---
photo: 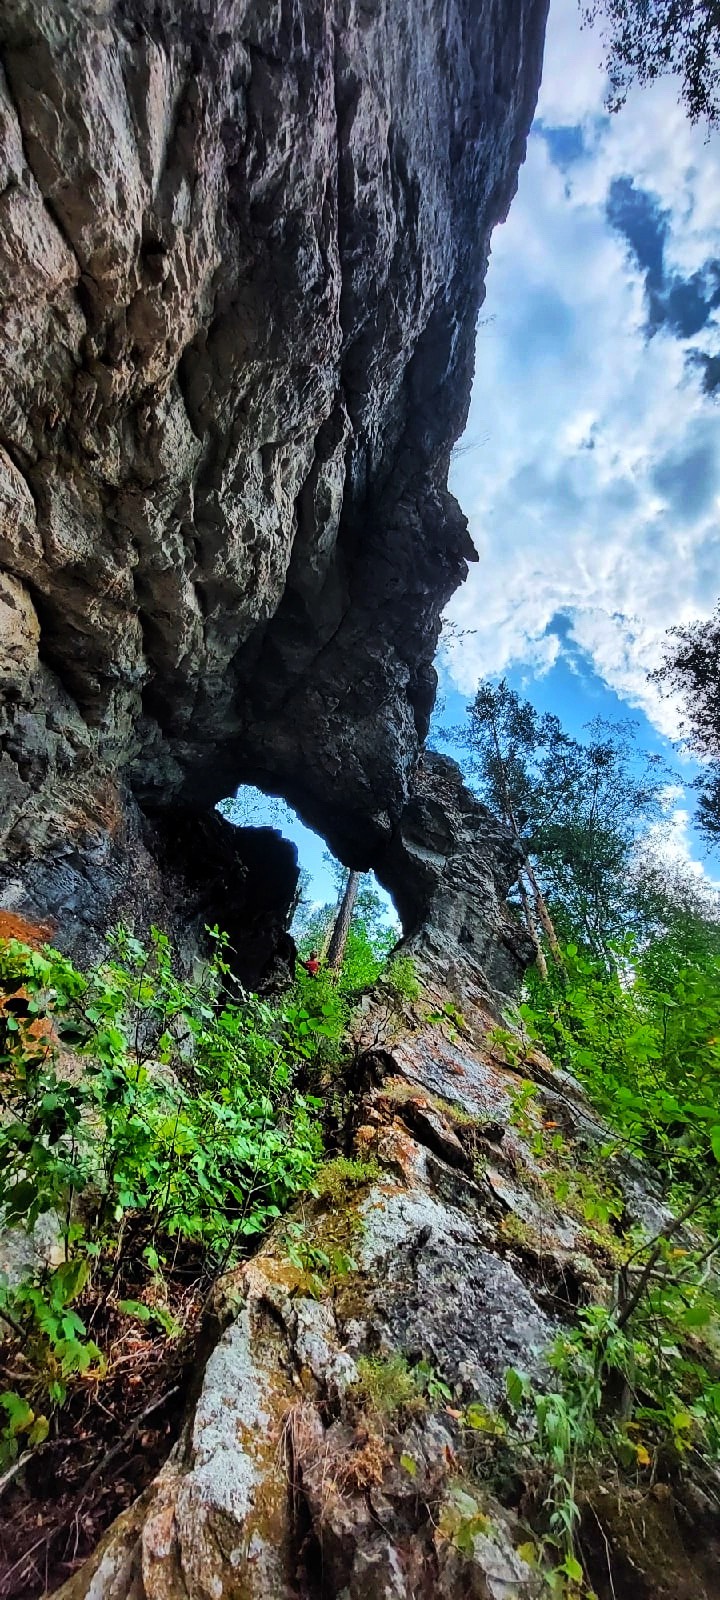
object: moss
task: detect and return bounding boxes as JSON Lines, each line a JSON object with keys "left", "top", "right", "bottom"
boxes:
{"left": 577, "top": 1224, "right": 626, "bottom": 1268}
{"left": 498, "top": 1212, "right": 544, "bottom": 1253}
{"left": 383, "top": 954, "right": 421, "bottom": 1003}
{"left": 352, "top": 1353, "right": 427, "bottom": 1421}
{"left": 542, "top": 1165, "right": 625, "bottom": 1263}
{"left": 437, "top": 1480, "right": 494, "bottom": 1550}
{"left": 471, "top": 1151, "right": 488, "bottom": 1185}
{"left": 313, "top": 1155, "right": 380, "bottom": 1204}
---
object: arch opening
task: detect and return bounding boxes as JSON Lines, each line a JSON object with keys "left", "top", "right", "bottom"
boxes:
{"left": 216, "top": 783, "right": 400, "bottom": 988}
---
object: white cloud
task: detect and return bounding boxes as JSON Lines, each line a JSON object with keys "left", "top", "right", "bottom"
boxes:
{"left": 443, "top": 0, "right": 720, "bottom": 737}
{"left": 640, "top": 799, "right": 720, "bottom": 897}
{"left": 538, "top": 0, "right": 609, "bottom": 125}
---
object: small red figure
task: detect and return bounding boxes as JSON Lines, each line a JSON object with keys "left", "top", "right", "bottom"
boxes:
{"left": 300, "top": 950, "right": 321, "bottom": 977}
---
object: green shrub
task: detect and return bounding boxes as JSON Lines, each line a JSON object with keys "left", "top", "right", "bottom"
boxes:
{"left": 384, "top": 953, "right": 420, "bottom": 1003}
{"left": 0, "top": 925, "right": 325, "bottom": 1465}
{"left": 354, "top": 1353, "right": 425, "bottom": 1419}
{"left": 522, "top": 939, "right": 720, "bottom": 1215}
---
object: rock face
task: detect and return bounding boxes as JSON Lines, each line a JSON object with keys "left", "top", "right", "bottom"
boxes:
{"left": 0, "top": 0, "right": 547, "bottom": 960}
{"left": 53, "top": 1003, "right": 563, "bottom": 1600}
{"left": 56, "top": 994, "right": 707, "bottom": 1600}
{"left": 379, "top": 751, "right": 536, "bottom": 1005}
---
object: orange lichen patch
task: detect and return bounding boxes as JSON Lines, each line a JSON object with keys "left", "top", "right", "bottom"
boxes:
{"left": 368, "top": 1121, "right": 424, "bottom": 1184}
{"left": 0, "top": 913, "right": 58, "bottom": 1057}
{"left": 245, "top": 1253, "right": 308, "bottom": 1298}
{"left": 0, "top": 987, "right": 57, "bottom": 1057}
{"left": 0, "top": 908, "right": 54, "bottom": 948}
{"left": 355, "top": 1122, "right": 381, "bottom": 1161}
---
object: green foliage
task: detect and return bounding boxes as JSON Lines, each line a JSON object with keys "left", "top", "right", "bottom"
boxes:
{"left": 0, "top": 927, "right": 322, "bottom": 1253}
{"left": 438, "top": 1483, "right": 493, "bottom": 1554}
{"left": 340, "top": 914, "right": 395, "bottom": 995}
{"left": 283, "top": 965, "right": 352, "bottom": 1069}
{"left": 504, "top": 1251, "right": 720, "bottom": 1584}
{"left": 383, "top": 954, "right": 420, "bottom": 1003}
{"left": 354, "top": 1352, "right": 426, "bottom": 1419}
{"left": 414, "top": 1357, "right": 453, "bottom": 1406}
{"left": 313, "top": 1155, "right": 380, "bottom": 1203}
{"left": 0, "top": 926, "right": 325, "bottom": 1463}
{"left": 352, "top": 1352, "right": 458, "bottom": 1427}
{"left": 507, "top": 1077, "right": 540, "bottom": 1137}
{"left": 295, "top": 866, "right": 398, "bottom": 995}
{"left": 448, "top": 681, "right": 668, "bottom": 959}
{"left": 500, "top": 914, "right": 720, "bottom": 1581}
{"left": 281, "top": 1219, "right": 357, "bottom": 1296}
{"left": 523, "top": 937, "right": 720, "bottom": 1207}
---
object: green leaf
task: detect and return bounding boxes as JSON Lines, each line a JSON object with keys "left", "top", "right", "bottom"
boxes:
{"left": 54, "top": 1258, "right": 90, "bottom": 1306}
{"left": 0, "top": 1392, "right": 34, "bottom": 1435}
{"left": 28, "top": 1413, "right": 50, "bottom": 1446}
{"left": 505, "top": 1366, "right": 529, "bottom": 1412}
{"left": 118, "top": 1299, "right": 152, "bottom": 1322}
{"left": 558, "top": 1554, "right": 584, "bottom": 1583}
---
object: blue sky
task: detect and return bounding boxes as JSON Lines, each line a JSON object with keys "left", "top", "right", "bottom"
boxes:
{"left": 227, "top": 0, "right": 720, "bottom": 908}
{"left": 438, "top": 0, "right": 720, "bottom": 889}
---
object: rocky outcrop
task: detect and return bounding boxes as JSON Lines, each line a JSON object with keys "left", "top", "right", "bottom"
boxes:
{"left": 379, "top": 751, "right": 536, "bottom": 1005}
{"left": 54, "top": 991, "right": 714, "bottom": 1600}
{"left": 0, "top": 0, "right": 548, "bottom": 960}
{"left": 0, "top": 790, "right": 300, "bottom": 984}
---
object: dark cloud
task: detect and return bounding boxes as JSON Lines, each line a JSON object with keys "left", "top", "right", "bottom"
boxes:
{"left": 607, "top": 177, "right": 720, "bottom": 340}
{"left": 687, "top": 349, "right": 720, "bottom": 395}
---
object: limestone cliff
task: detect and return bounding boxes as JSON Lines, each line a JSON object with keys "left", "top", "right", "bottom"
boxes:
{"left": 0, "top": 0, "right": 547, "bottom": 975}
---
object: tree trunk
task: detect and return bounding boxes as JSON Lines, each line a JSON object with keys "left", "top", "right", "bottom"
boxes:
{"left": 326, "top": 870, "right": 361, "bottom": 970}
{"left": 524, "top": 856, "right": 564, "bottom": 965}
{"left": 488, "top": 718, "right": 563, "bottom": 970}
{"left": 518, "top": 871, "right": 549, "bottom": 981}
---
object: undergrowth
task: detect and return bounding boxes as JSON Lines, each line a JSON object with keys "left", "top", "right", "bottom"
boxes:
{"left": 0, "top": 916, "right": 415, "bottom": 1518}
{"left": 0, "top": 925, "right": 333, "bottom": 1478}
{"left": 484, "top": 933, "right": 720, "bottom": 1595}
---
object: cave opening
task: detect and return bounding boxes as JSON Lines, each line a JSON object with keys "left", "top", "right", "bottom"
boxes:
{"left": 216, "top": 783, "right": 400, "bottom": 985}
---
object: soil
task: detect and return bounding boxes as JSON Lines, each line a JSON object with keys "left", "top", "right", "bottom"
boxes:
{"left": 0, "top": 1262, "right": 204, "bottom": 1600}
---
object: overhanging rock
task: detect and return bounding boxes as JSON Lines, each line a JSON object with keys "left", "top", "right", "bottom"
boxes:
{"left": 0, "top": 0, "right": 548, "bottom": 960}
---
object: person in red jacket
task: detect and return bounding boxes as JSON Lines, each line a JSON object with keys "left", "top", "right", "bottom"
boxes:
{"left": 300, "top": 950, "right": 320, "bottom": 977}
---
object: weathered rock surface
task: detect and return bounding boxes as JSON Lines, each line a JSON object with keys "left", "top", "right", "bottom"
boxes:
{"left": 0, "top": 0, "right": 547, "bottom": 963}
{"left": 379, "top": 750, "right": 536, "bottom": 1005}
{"left": 0, "top": 793, "right": 300, "bottom": 984}
{"left": 53, "top": 992, "right": 720, "bottom": 1600}
{"left": 53, "top": 1005, "right": 559, "bottom": 1600}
